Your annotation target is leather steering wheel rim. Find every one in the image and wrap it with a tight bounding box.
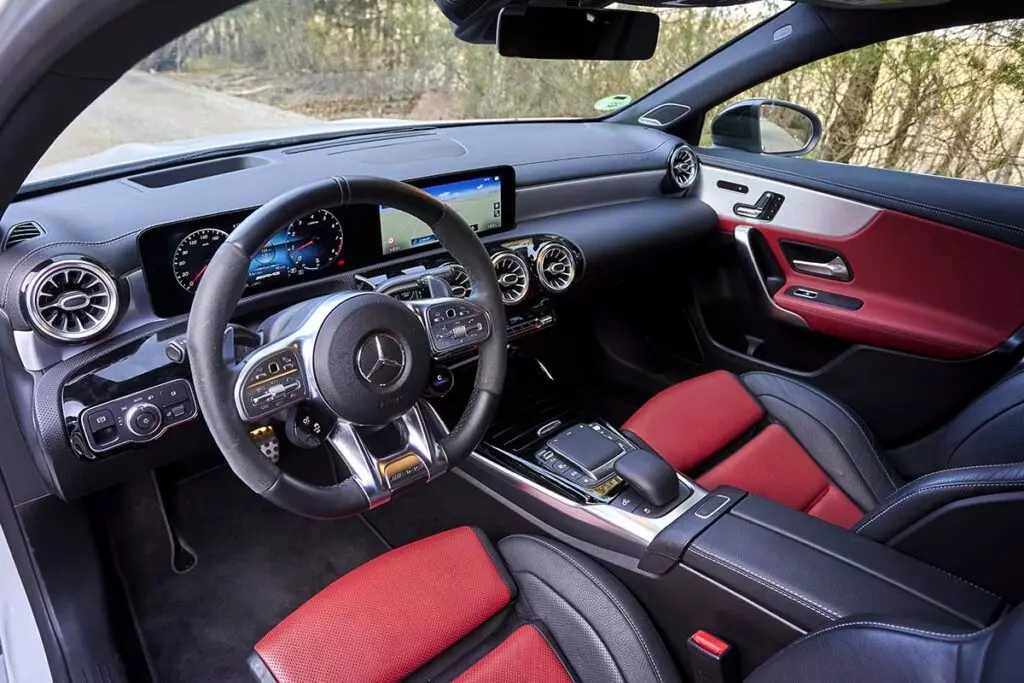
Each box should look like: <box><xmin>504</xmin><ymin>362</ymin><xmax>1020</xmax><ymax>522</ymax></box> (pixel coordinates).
<box><xmin>187</xmin><ymin>176</ymin><xmax>507</xmax><ymax>519</ymax></box>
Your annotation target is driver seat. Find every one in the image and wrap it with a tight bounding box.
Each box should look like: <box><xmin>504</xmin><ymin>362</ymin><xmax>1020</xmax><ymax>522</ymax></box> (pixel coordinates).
<box><xmin>249</xmin><ymin>527</ymin><xmax>1021</xmax><ymax>683</ymax></box>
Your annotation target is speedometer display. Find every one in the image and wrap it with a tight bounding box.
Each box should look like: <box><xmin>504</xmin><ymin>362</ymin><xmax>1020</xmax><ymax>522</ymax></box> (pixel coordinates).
<box><xmin>170</xmin><ymin>210</ymin><xmax>346</xmax><ymax>293</ymax></box>
<box><xmin>286</xmin><ymin>210</ymin><xmax>344</xmax><ymax>271</ymax></box>
<box><xmin>172</xmin><ymin>228</ymin><xmax>228</xmax><ymax>292</ymax></box>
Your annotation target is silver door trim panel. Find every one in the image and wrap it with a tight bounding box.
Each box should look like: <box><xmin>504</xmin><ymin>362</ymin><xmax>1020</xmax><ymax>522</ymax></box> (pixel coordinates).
<box><xmin>699</xmin><ymin>165</ymin><xmax>880</xmax><ymax>237</ymax></box>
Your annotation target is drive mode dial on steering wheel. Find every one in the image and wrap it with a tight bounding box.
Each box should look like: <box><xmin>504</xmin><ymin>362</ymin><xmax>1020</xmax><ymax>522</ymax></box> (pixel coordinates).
<box><xmin>187</xmin><ymin>176</ymin><xmax>506</xmax><ymax>519</ymax></box>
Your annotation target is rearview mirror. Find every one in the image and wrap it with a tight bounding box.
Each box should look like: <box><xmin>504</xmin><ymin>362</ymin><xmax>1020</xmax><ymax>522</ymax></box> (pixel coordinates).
<box><xmin>497</xmin><ymin>7</ymin><xmax>659</xmax><ymax>61</ymax></box>
<box><xmin>711</xmin><ymin>99</ymin><xmax>822</xmax><ymax>157</ymax></box>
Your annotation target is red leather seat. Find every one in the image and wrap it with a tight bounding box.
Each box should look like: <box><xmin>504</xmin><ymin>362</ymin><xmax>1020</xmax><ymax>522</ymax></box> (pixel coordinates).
<box><xmin>623</xmin><ymin>370</ymin><xmax>882</xmax><ymax>528</ymax></box>
<box><xmin>249</xmin><ymin>526</ymin><xmax>678</xmax><ymax>683</ymax></box>
<box><xmin>623</xmin><ymin>368</ymin><xmax>1024</xmax><ymax>529</ymax></box>
<box><xmin>249</xmin><ymin>526</ymin><xmax>1024</xmax><ymax>683</ymax></box>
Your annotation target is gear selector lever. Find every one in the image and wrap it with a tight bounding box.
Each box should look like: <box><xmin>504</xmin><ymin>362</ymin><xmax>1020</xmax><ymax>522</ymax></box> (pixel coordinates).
<box><xmin>614</xmin><ymin>449</ymin><xmax>679</xmax><ymax>507</ymax></box>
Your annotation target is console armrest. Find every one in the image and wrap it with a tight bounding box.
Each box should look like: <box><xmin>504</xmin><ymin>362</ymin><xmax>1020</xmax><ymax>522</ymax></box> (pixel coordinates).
<box><xmin>682</xmin><ymin>494</ymin><xmax>1003</xmax><ymax>632</ymax></box>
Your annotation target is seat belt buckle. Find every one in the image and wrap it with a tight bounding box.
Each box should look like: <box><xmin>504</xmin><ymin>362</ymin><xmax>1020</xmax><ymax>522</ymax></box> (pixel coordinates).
<box><xmin>687</xmin><ymin>630</ymin><xmax>739</xmax><ymax>683</ymax></box>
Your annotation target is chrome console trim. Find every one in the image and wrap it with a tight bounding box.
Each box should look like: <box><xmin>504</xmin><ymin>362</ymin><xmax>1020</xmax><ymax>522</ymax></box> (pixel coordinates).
<box><xmin>468</xmin><ymin>449</ymin><xmax>707</xmax><ymax>547</ymax></box>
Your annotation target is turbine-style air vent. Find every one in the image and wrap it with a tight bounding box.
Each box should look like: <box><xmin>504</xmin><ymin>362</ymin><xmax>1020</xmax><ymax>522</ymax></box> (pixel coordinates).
<box><xmin>668</xmin><ymin>144</ymin><xmax>699</xmax><ymax>191</ymax></box>
<box><xmin>24</xmin><ymin>259</ymin><xmax>119</xmax><ymax>343</ymax></box>
<box><xmin>445</xmin><ymin>264</ymin><xmax>471</xmax><ymax>298</ymax></box>
<box><xmin>535</xmin><ymin>242</ymin><xmax>577</xmax><ymax>293</ymax></box>
<box><xmin>4</xmin><ymin>221</ymin><xmax>44</xmax><ymax>250</ymax></box>
<box><xmin>490</xmin><ymin>252</ymin><xmax>530</xmax><ymax>306</ymax></box>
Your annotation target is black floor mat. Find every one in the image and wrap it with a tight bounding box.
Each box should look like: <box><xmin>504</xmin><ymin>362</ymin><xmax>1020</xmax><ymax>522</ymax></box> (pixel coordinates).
<box><xmin>107</xmin><ymin>466</ymin><xmax>389</xmax><ymax>683</ymax></box>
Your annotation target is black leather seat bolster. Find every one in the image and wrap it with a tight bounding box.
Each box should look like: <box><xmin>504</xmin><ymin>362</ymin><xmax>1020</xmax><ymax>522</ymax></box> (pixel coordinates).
<box><xmin>744</xmin><ymin>616</ymin><xmax>990</xmax><ymax>683</ymax></box>
<box><xmin>936</xmin><ymin>370</ymin><xmax>1024</xmax><ymax>470</ymax></box>
<box><xmin>854</xmin><ymin>463</ymin><xmax>1024</xmax><ymax>542</ymax></box>
<box><xmin>890</xmin><ymin>370</ymin><xmax>1024</xmax><ymax>478</ymax></box>
<box><xmin>497</xmin><ymin>535</ymin><xmax>680</xmax><ymax>683</ymax></box>
<box><xmin>740</xmin><ymin>372</ymin><xmax>900</xmax><ymax>510</ymax></box>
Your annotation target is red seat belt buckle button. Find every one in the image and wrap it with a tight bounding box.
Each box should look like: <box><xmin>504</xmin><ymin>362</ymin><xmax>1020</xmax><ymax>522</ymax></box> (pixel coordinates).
<box><xmin>687</xmin><ymin>630</ymin><xmax>738</xmax><ymax>683</ymax></box>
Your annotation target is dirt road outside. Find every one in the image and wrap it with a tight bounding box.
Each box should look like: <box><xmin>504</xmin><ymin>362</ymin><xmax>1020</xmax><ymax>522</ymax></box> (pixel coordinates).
<box><xmin>39</xmin><ymin>70</ymin><xmax>320</xmax><ymax>168</ymax></box>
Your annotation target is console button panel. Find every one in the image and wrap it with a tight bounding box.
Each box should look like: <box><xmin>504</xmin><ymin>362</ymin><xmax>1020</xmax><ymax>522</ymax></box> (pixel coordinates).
<box><xmin>534</xmin><ymin>422</ymin><xmax>633</xmax><ymax>502</ymax></box>
<box><xmin>79</xmin><ymin>378</ymin><xmax>198</xmax><ymax>455</ymax></box>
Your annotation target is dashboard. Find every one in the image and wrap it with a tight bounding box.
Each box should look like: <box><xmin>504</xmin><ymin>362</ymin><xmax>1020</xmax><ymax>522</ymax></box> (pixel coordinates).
<box><xmin>138</xmin><ymin>167</ymin><xmax>516</xmax><ymax>317</ymax></box>
<box><xmin>0</xmin><ymin>120</ymin><xmax>718</xmax><ymax>504</ymax></box>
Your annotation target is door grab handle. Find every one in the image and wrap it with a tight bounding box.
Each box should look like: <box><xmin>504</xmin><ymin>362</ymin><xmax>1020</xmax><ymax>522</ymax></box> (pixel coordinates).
<box><xmin>734</xmin><ymin>226</ymin><xmax>808</xmax><ymax>329</ymax></box>
<box><xmin>791</xmin><ymin>256</ymin><xmax>850</xmax><ymax>280</ymax></box>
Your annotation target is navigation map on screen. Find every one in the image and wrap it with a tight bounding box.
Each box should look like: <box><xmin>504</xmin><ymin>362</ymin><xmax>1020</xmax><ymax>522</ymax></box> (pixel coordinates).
<box><xmin>380</xmin><ymin>175</ymin><xmax>503</xmax><ymax>254</ymax></box>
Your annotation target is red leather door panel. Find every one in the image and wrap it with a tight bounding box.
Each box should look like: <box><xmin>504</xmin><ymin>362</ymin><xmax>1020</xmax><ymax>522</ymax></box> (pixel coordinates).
<box><xmin>719</xmin><ymin>210</ymin><xmax>1024</xmax><ymax>359</ymax></box>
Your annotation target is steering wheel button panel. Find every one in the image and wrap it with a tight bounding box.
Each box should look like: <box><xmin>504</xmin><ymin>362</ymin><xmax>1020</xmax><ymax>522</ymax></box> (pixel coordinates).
<box><xmin>420</xmin><ymin>300</ymin><xmax>491</xmax><ymax>354</ymax></box>
<box><xmin>239</xmin><ymin>349</ymin><xmax>307</xmax><ymax>421</ymax></box>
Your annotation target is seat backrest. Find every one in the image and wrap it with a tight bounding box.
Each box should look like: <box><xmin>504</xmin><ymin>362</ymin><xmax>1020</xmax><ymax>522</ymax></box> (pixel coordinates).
<box><xmin>892</xmin><ymin>369</ymin><xmax>1024</xmax><ymax>478</ymax></box>
<box><xmin>746</xmin><ymin>602</ymin><xmax>1024</xmax><ymax>683</ymax></box>
<box><xmin>853</xmin><ymin>462</ymin><xmax>1024</xmax><ymax>602</ymax></box>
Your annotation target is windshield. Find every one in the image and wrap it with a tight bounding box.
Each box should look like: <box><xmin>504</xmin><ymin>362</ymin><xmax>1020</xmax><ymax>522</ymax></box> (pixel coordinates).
<box><xmin>33</xmin><ymin>0</ymin><xmax>787</xmax><ymax>183</ymax></box>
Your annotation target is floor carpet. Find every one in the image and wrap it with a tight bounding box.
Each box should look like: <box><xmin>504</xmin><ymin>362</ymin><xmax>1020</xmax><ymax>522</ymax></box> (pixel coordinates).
<box><xmin>107</xmin><ymin>465</ymin><xmax>389</xmax><ymax>683</ymax></box>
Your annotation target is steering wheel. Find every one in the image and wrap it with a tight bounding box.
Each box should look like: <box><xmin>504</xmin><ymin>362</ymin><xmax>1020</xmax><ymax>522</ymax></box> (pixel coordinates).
<box><xmin>187</xmin><ymin>177</ymin><xmax>507</xmax><ymax>518</ymax></box>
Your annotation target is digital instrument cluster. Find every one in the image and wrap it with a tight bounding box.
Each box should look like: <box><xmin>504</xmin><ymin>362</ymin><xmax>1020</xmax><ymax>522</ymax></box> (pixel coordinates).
<box><xmin>169</xmin><ymin>209</ymin><xmax>345</xmax><ymax>294</ymax></box>
<box><xmin>137</xmin><ymin>167</ymin><xmax>515</xmax><ymax>318</ymax></box>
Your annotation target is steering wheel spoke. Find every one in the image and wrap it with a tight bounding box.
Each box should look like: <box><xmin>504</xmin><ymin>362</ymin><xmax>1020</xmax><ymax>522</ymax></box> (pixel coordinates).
<box><xmin>189</xmin><ymin>176</ymin><xmax>505</xmax><ymax>519</ymax></box>
<box><xmin>325</xmin><ymin>402</ymin><xmax>448</xmax><ymax>507</ymax></box>
<box><xmin>405</xmin><ymin>296</ymin><xmax>493</xmax><ymax>357</ymax></box>
<box><xmin>234</xmin><ymin>338</ymin><xmax>313</xmax><ymax>423</ymax></box>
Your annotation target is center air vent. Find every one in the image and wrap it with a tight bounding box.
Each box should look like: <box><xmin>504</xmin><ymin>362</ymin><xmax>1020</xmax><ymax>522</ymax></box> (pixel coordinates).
<box><xmin>668</xmin><ymin>144</ymin><xmax>699</xmax><ymax>191</ymax></box>
<box><xmin>535</xmin><ymin>242</ymin><xmax>577</xmax><ymax>292</ymax></box>
<box><xmin>4</xmin><ymin>221</ymin><xmax>44</xmax><ymax>250</ymax></box>
<box><xmin>490</xmin><ymin>252</ymin><xmax>530</xmax><ymax>305</ymax></box>
<box><xmin>444</xmin><ymin>264</ymin><xmax>471</xmax><ymax>298</ymax></box>
<box><xmin>24</xmin><ymin>259</ymin><xmax>119</xmax><ymax>343</ymax></box>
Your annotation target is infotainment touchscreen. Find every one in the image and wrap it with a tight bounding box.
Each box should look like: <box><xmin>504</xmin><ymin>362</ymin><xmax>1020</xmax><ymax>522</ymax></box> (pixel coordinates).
<box><xmin>380</xmin><ymin>170</ymin><xmax>511</xmax><ymax>254</ymax></box>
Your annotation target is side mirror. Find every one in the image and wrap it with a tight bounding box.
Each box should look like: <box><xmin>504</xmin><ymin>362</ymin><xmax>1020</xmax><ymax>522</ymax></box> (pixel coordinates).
<box><xmin>711</xmin><ymin>99</ymin><xmax>822</xmax><ymax>157</ymax></box>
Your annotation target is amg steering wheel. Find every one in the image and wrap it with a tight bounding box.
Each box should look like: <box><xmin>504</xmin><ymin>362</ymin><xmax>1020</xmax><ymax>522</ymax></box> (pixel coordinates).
<box><xmin>187</xmin><ymin>177</ymin><xmax>507</xmax><ymax>518</ymax></box>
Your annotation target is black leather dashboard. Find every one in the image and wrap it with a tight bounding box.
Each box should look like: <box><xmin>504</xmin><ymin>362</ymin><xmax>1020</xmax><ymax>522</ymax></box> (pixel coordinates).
<box><xmin>0</xmin><ymin>120</ymin><xmax>719</xmax><ymax>502</ymax></box>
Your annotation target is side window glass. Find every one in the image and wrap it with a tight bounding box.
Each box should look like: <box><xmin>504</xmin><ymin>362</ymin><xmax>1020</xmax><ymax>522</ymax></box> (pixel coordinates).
<box><xmin>702</xmin><ymin>21</ymin><xmax>1024</xmax><ymax>186</ymax></box>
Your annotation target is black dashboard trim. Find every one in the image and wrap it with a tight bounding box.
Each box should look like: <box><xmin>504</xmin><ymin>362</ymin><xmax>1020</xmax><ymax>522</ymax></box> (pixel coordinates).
<box><xmin>29</xmin><ymin>194</ymin><xmax>716</xmax><ymax>501</ymax></box>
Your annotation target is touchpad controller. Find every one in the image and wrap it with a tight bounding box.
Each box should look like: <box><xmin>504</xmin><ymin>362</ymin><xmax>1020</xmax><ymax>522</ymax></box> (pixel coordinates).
<box><xmin>548</xmin><ymin>423</ymin><xmax>626</xmax><ymax>478</ymax></box>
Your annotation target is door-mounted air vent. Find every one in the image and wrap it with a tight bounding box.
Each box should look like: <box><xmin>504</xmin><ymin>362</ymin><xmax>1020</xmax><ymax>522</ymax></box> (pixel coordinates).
<box><xmin>4</xmin><ymin>221</ymin><xmax>44</xmax><ymax>250</ymax></box>
<box><xmin>444</xmin><ymin>264</ymin><xmax>471</xmax><ymax>298</ymax></box>
<box><xmin>23</xmin><ymin>259</ymin><xmax>119</xmax><ymax>343</ymax></box>
<box><xmin>535</xmin><ymin>242</ymin><xmax>577</xmax><ymax>293</ymax></box>
<box><xmin>490</xmin><ymin>252</ymin><xmax>530</xmax><ymax>305</ymax></box>
<box><xmin>668</xmin><ymin>144</ymin><xmax>699</xmax><ymax>191</ymax></box>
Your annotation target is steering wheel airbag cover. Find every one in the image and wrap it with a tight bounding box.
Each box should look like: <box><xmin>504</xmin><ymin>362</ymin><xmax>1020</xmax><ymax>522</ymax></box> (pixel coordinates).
<box><xmin>313</xmin><ymin>293</ymin><xmax>431</xmax><ymax>425</ymax></box>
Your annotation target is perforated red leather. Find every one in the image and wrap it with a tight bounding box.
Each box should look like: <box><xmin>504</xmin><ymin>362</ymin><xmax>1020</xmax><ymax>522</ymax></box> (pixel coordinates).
<box><xmin>623</xmin><ymin>371</ymin><xmax>764</xmax><ymax>471</ymax></box>
<box><xmin>255</xmin><ymin>526</ymin><xmax>512</xmax><ymax>683</ymax></box>
<box><xmin>455</xmin><ymin>624</ymin><xmax>573</xmax><ymax>683</ymax></box>
<box><xmin>697</xmin><ymin>425</ymin><xmax>863</xmax><ymax>529</ymax></box>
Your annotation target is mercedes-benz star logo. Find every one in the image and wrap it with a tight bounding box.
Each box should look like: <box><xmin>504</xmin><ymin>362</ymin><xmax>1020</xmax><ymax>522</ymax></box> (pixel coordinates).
<box><xmin>356</xmin><ymin>333</ymin><xmax>406</xmax><ymax>387</ymax></box>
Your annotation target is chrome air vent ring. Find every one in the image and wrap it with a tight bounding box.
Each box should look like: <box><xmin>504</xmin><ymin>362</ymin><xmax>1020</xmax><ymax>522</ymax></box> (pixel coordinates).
<box><xmin>536</xmin><ymin>242</ymin><xmax>576</xmax><ymax>292</ymax></box>
<box><xmin>23</xmin><ymin>258</ymin><xmax>119</xmax><ymax>343</ymax></box>
<box><xmin>490</xmin><ymin>251</ymin><xmax>530</xmax><ymax>305</ymax></box>
<box><xmin>668</xmin><ymin>144</ymin><xmax>699</xmax><ymax>190</ymax></box>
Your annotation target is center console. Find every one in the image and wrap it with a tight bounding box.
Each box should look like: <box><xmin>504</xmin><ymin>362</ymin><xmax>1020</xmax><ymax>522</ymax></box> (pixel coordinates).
<box><xmin>456</xmin><ymin>364</ymin><xmax>1007</xmax><ymax>680</ymax></box>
